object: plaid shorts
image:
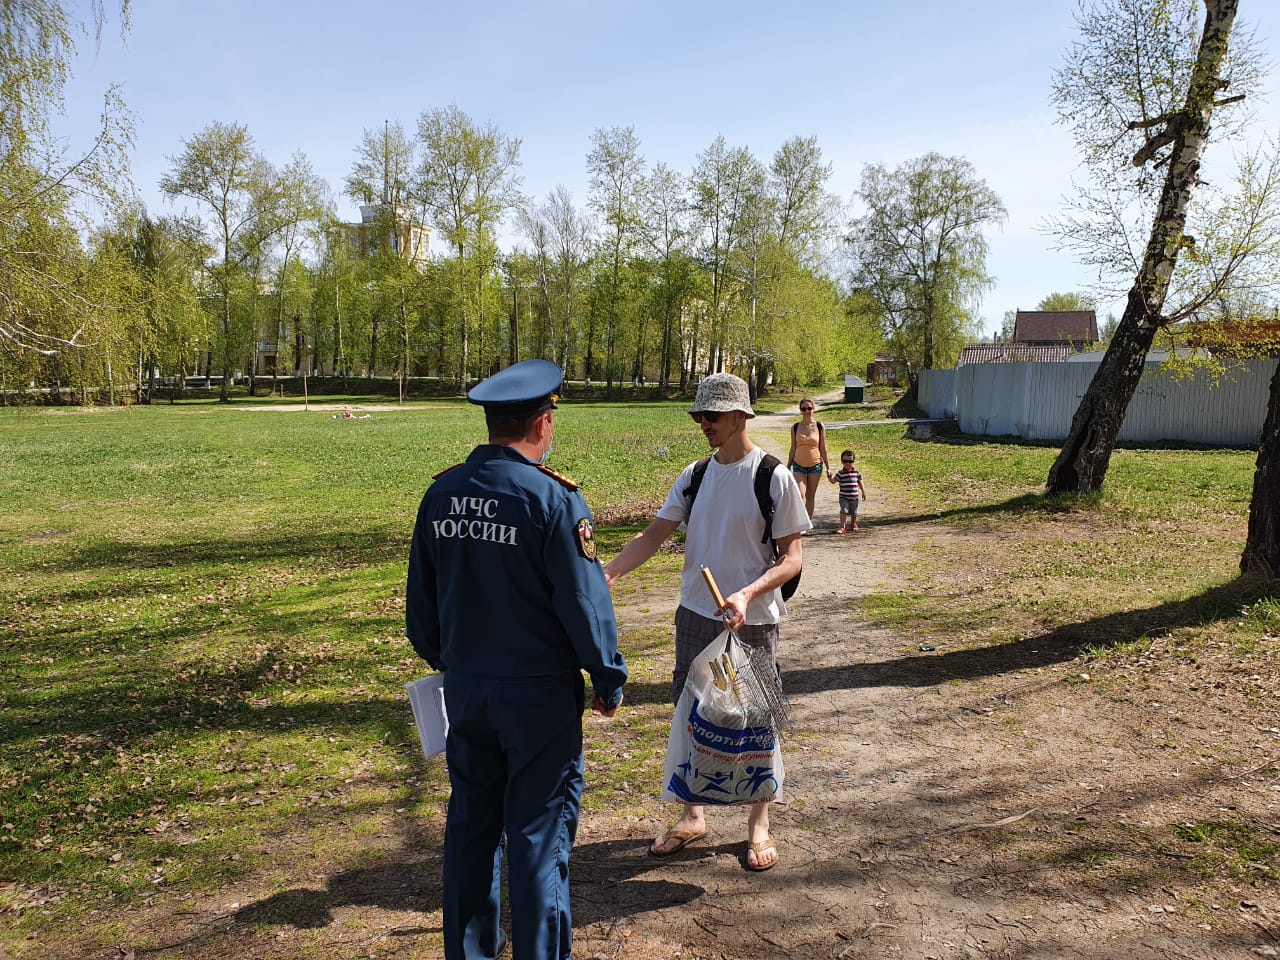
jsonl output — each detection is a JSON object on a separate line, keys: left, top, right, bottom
{"left": 672, "top": 605, "right": 779, "bottom": 706}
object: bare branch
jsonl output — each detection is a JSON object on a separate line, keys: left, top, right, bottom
{"left": 1132, "top": 125, "right": 1179, "bottom": 167}
{"left": 1127, "top": 111, "right": 1180, "bottom": 132}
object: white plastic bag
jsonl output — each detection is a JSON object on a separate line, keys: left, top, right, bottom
{"left": 406, "top": 674, "right": 449, "bottom": 760}
{"left": 661, "top": 630, "right": 784, "bottom": 805}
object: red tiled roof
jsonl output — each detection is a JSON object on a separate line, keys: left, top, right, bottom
{"left": 1186, "top": 321, "right": 1280, "bottom": 350}
{"left": 1012, "top": 310, "right": 1097, "bottom": 343}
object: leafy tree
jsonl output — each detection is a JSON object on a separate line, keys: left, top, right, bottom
{"left": 1000, "top": 309, "right": 1017, "bottom": 340}
{"left": 847, "top": 153, "right": 1006, "bottom": 378}
{"left": 746, "top": 136, "right": 845, "bottom": 395}
{"left": 769, "top": 135, "right": 842, "bottom": 271}
{"left": 1043, "top": 0, "right": 1279, "bottom": 493}
{"left": 416, "top": 105, "right": 522, "bottom": 390}
{"left": 513, "top": 209, "right": 556, "bottom": 363}
{"left": 343, "top": 121, "right": 431, "bottom": 378}
{"left": 1036, "top": 291, "right": 1097, "bottom": 312}
{"left": 690, "top": 137, "right": 765, "bottom": 376}
{"left": 345, "top": 122, "right": 415, "bottom": 210}
{"left": 98, "top": 211, "right": 208, "bottom": 400}
{"left": 1098, "top": 312, "right": 1120, "bottom": 342}
{"left": 541, "top": 186, "right": 594, "bottom": 378}
{"left": 266, "top": 152, "right": 327, "bottom": 388}
{"left": 310, "top": 214, "right": 363, "bottom": 376}
{"left": 587, "top": 126, "right": 646, "bottom": 389}
{"left": 160, "top": 122, "right": 277, "bottom": 400}
{"left": 639, "top": 162, "right": 697, "bottom": 390}
{"left": 837, "top": 288, "right": 891, "bottom": 380}
{"left": 766, "top": 268, "right": 854, "bottom": 388}
{"left": 725, "top": 167, "right": 778, "bottom": 399}
{"left": 0, "top": 1, "right": 132, "bottom": 376}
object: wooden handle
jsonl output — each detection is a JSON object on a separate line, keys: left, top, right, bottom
{"left": 701, "top": 565, "right": 727, "bottom": 611}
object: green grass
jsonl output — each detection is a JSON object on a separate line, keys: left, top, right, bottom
{"left": 816, "top": 423, "right": 1272, "bottom": 660}
{"left": 1174, "top": 819, "right": 1278, "bottom": 883}
{"left": 0, "top": 399, "right": 705, "bottom": 938}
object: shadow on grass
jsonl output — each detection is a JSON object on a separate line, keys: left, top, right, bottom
{"left": 784, "top": 575, "right": 1275, "bottom": 695}
{"left": 866, "top": 492, "right": 1048, "bottom": 529}
{"left": 47, "top": 526, "right": 407, "bottom": 575}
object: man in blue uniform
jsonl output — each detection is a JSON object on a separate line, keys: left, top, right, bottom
{"left": 406, "top": 358, "right": 627, "bottom": 960}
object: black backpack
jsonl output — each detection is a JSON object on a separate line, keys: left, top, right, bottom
{"left": 682, "top": 452, "right": 802, "bottom": 601}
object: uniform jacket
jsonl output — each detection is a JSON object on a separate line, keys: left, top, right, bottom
{"left": 406, "top": 444, "right": 626, "bottom": 707}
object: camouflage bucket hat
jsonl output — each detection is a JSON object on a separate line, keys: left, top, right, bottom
{"left": 689, "top": 373, "right": 754, "bottom": 417}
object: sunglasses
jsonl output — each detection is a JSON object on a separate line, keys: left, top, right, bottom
{"left": 689, "top": 411, "right": 725, "bottom": 424}
{"left": 800, "top": 406, "right": 814, "bottom": 412}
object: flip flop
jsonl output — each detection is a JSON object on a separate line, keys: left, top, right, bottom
{"left": 746, "top": 836, "right": 778, "bottom": 872}
{"left": 649, "top": 827, "right": 707, "bottom": 857}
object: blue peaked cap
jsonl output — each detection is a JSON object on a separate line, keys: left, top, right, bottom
{"left": 467, "top": 359, "right": 563, "bottom": 416}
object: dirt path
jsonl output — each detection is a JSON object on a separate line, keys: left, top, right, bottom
{"left": 574, "top": 394, "right": 1280, "bottom": 960}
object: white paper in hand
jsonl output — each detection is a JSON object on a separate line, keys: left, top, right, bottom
{"left": 406, "top": 674, "right": 449, "bottom": 759}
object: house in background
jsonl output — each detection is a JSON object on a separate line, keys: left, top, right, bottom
{"left": 1012, "top": 309, "right": 1098, "bottom": 349}
{"left": 866, "top": 353, "right": 901, "bottom": 384}
{"left": 952, "top": 309, "right": 1099, "bottom": 370}
{"left": 1186, "top": 320, "right": 1280, "bottom": 358}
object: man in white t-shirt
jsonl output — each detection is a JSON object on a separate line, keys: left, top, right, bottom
{"left": 604, "top": 373, "right": 810, "bottom": 872}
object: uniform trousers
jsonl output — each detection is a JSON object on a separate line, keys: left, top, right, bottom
{"left": 442, "top": 671, "right": 585, "bottom": 960}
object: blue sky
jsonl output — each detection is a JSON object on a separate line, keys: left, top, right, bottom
{"left": 61, "top": 0, "right": 1280, "bottom": 336}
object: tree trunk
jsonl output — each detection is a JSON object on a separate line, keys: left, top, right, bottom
{"left": 1046, "top": 0, "right": 1239, "bottom": 494}
{"left": 1241, "top": 359, "right": 1280, "bottom": 577}
{"left": 659, "top": 301, "right": 672, "bottom": 391}
{"left": 1047, "top": 288, "right": 1161, "bottom": 492}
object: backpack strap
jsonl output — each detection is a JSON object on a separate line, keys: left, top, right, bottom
{"left": 681, "top": 456, "right": 712, "bottom": 510}
{"left": 754, "top": 453, "right": 782, "bottom": 549}
{"left": 757, "top": 452, "right": 803, "bottom": 600}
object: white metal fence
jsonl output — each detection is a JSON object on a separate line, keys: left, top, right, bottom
{"left": 918, "top": 358, "right": 1277, "bottom": 446}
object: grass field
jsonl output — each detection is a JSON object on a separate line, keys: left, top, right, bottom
{"left": 1, "top": 396, "right": 1275, "bottom": 950}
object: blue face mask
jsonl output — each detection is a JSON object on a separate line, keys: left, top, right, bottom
{"left": 540, "top": 441, "right": 553, "bottom": 465}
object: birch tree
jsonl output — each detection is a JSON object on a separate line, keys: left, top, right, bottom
{"left": 587, "top": 126, "right": 647, "bottom": 389}
{"left": 1043, "top": 0, "right": 1277, "bottom": 493}
{"left": 160, "top": 122, "right": 276, "bottom": 401}
{"left": 639, "top": 162, "right": 697, "bottom": 390}
{"left": 689, "top": 137, "right": 765, "bottom": 376}
{"left": 268, "top": 153, "right": 327, "bottom": 386}
{"left": 416, "top": 105, "right": 521, "bottom": 390}
{"left": 542, "top": 186, "right": 594, "bottom": 377}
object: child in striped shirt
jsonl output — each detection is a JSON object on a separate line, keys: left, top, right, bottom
{"left": 827, "top": 450, "right": 868, "bottom": 533}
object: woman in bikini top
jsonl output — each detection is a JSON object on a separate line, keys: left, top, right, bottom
{"left": 786, "top": 398, "right": 828, "bottom": 523}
